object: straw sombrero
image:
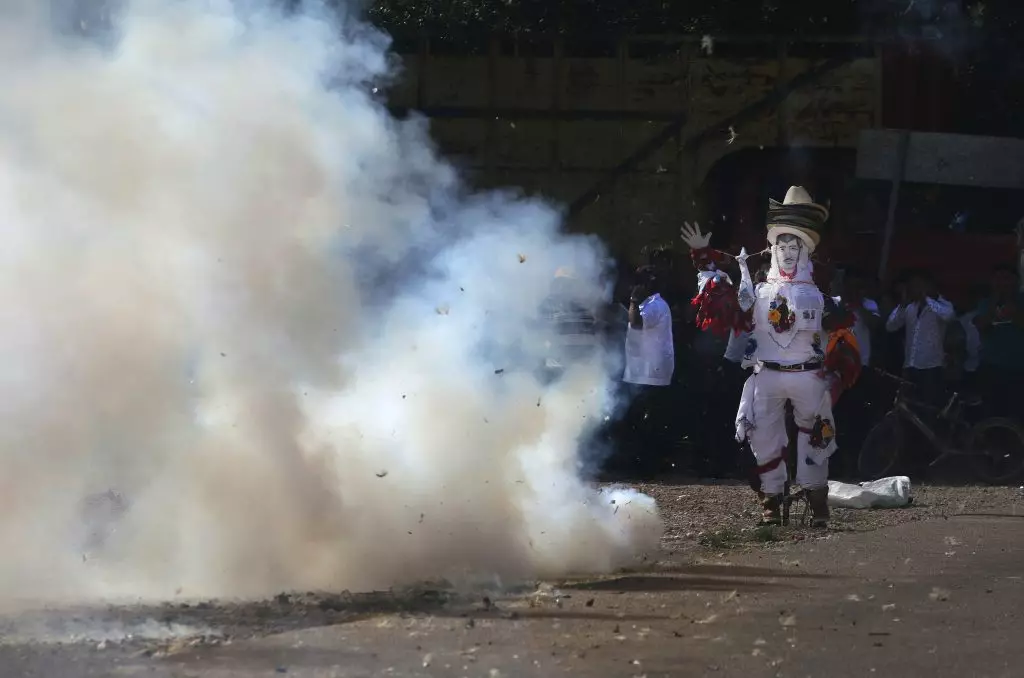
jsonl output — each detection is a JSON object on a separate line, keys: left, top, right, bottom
{"left": 766, "top": 186, "right": 829, "bottom": 252}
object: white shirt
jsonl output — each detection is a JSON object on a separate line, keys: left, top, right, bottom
{"left": 750, "top": 281, "right": 824, "bottom": 366}
{"left": 960, "top": 310, "right": 981, "bottom": 373}
{"left": 623, "top": 293, "right": 674, "bottom": 386}
{"left": 885, "top": 296, "right": 956, "bottom": 370}
{"left": 851, "top": 298, "right": 879, "bottom": 366}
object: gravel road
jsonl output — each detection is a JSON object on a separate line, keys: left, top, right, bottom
{"left": 638, "top": 477, "right": 1023, "bottom": 555}
{"left": 0, "top": 480, "right": 1021, "bottom": 677}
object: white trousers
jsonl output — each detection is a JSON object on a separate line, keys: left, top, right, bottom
{"left": 735, "top": 368, "right": 838, "bottom": 495}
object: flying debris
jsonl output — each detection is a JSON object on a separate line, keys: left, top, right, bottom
{"left": 0, "top": 0, "right": 664, "bottom": 605}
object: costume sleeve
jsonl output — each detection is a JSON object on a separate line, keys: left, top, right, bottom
{"left": 689, "top": 248, "right": 752, "bottom": 338}
{"left": 925, "top": 296, "right": 955, "bottom": 322}
{"left": 886, "top": 304, "right": 907, "bottom": 332}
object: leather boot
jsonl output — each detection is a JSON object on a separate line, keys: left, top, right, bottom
{"left": 759, "top": 494, "right": 782, "bottom": 526}
{"left": 807, "top": 488, "right": 830, "bottom": 528}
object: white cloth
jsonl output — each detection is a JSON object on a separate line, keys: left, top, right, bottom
{"left": 885, "top": 297, "right": 956, "bottom": 369}
{"left": 734, "top": 240, "right": 815, "bottom": 314}
{"left": 737, "top": 241, "right": 826, "bottom": 367}
{"left": 724, "top": 329, "right": 751, "bottom": 364}
{"left": 828, "top": 477, "right": 912, "bottom": 509}
{"left": 960, "top": 310, "right": 981, "bottom": 373}
{"left": 735, "top": 368, "right": 836, "bottom": 495}
{"left": 766, "top": 240, "right": 815, "bottom": 285}
{"left": 851, "top": 298, "right": 879, "bottom": 367}
{"left": 713, "top": 245, "right": 836, "bottom": 496}
{"left": 748, "top": 280, "right": 824, "bottom": 366}
{"left": 623, "top": 293, "right": 674, "bottom": 386}
{"left": 697, "top": 269, "right": 732, "bottom": 294}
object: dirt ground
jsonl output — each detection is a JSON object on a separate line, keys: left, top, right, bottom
{"left": 642, "top": 477, "right": 1024, "bottom": 554}
{"left": 1, "top": 480, "right": 1022, "bottom": 678}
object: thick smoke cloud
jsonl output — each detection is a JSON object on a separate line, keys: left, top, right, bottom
{"left": 0, "top": 0, "right": 660, "bottom": 605}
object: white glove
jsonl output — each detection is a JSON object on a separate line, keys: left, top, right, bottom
{"left": 680, "top": 221, "right": 712, "bottom": 250}
{"left": 734, "top": 247, "right": 749, "bottom": 265}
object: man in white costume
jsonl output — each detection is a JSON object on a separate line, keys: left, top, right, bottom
{"left": 683, "top": 187, "right": 861, "bottom": 527}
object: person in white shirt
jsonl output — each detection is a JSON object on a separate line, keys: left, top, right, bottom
{"left": 621, "top": 266, "right": 674, "bottom": 475}
{"left": 624, "top": 268, "right": 674, "bottom": 386}
{"left": 885, "top": 269, "right": 955, "bottom": 398}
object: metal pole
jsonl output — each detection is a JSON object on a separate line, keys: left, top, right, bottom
{"left": 1016, "top": 217, "right": 1024, "bottom": 293}
{"left": 878, "top": 130, "right": 911, "bottom": 282}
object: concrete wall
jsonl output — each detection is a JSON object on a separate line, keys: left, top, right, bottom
{"left": 385, "top": 37, "right": 880, "bottom": 258}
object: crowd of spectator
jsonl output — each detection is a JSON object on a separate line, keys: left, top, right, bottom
{"left": 543, "top": 248, "right": 1024, "bottom": 481}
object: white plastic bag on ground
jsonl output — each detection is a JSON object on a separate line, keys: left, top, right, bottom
{"left": 827, "top": 476, "right": 912, "bottom": 509}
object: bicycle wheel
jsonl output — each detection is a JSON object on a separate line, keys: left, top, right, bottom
{"left": 857, "top": 412, "right": 904, "bottom": 480}
{"left": 967, "top": 417, "right": 1024, "bottom": 485}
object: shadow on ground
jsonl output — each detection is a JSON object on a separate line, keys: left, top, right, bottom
{"left": 559, "top": 563, "right": 835, "bottom": 594}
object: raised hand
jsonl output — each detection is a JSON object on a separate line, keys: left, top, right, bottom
{"left": 680, "top": 221, "right": 712, "bottom": 250}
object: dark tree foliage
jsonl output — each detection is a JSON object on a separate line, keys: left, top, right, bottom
{"left": 956, "top": 0, "right": 1024, "bottom": 136}
{"left": 362, "top": 0, "right": 1023, "bottom": 135}
{"left": 366, "top": 0, "right": 861, "bottom": 38}
{"left": 364, "top": 0, "right": 1006, "bottom": 40}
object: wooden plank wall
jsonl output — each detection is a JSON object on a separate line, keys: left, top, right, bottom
{"left": 384, "top": 36, "right": 879, "bottom": 260}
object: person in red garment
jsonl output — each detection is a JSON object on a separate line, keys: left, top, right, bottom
{"left": 680, "top": 187, "right": 861, "bottom": 527}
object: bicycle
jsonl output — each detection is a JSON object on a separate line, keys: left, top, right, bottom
{"left": 856, "top": 371, "right": 1024, "bottom": 484}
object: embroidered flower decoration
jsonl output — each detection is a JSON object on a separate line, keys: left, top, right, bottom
{"left": 743, "top": 337, "right": 758, "bottom": 361}
{"left": 812, "top": 332, "right": 824, "bottom": 358}
{"left": 768, "top": 294, "right": 796, "bottom": 333}
{"left": 809, "top": 416, "right": 835, "bottom": 449}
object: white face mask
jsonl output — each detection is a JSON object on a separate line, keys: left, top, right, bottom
{"left": 774, "top": 235, "right": 803, "bottom": 275}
